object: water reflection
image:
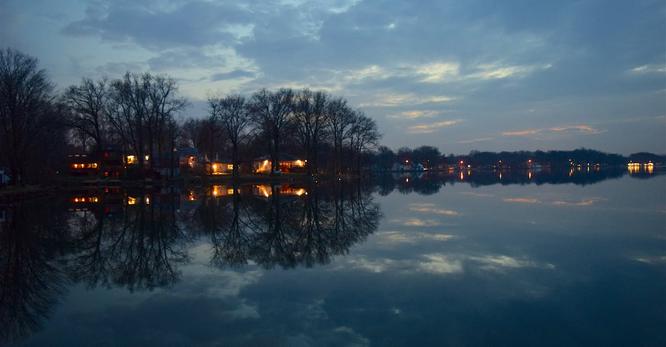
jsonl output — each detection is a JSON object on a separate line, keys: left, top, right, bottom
{"left": 0, "top": 170, "right": 663, "bottom": 345}
{"left": 0, "top": 182, "right": 380, "bottom": 344}
{"left": 194, "top": 183, "right": 380, "bottom": 269}
{"left": 377, "top": 167, "right": 662, "bottom": 195}
{"left": 67, "top": 189, "right": 189, "bottom": 292}
{"left": 0, "top": 200, "right": 69, "bottom": 343}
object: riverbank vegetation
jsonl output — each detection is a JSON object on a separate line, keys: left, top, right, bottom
{"left": 1, "top": 48, "right": 663, "bottom": 188}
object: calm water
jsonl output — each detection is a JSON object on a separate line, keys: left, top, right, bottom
{"left": 1, "top": 171, "right": 665, "bottom": 346}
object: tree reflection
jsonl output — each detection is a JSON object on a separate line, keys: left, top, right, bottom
{"left": 194, "top": 181, "right": 381, "bottom": 269}
{"left": 0, "top": 199, "right": 69, "bottom": 344}
{"left": 68, "top": 190, "right": 189, "bottom": 292}
{"left": 377, "top": 167, "right": 660, "bottom": 195}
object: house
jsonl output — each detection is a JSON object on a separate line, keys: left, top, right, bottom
{"left": 206, "top": 160, "right": 236, "bottom": 175}
{"left": 67, "top": 153, "right": 99, "bottom": 176}
{"left": 178, "top": 147, "right": 200, "bottom": 169}
{"left": 253, "top": 154, "right": 306, "bottom": 174}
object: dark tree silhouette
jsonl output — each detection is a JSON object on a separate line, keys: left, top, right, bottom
{"left": 210, "top": 95, "right": 252, "bottom": 177}
{"left": 0, "top": 48, "right": 57, "bottom": 185}
{"left": 293, "top": 89, "right": 329, "bottom": 175}
{"left": 0, "top": 199, "right": 69, "bottom": 344}
{"left": 61, "top": 78, "right": 110, "bottom": 151}
{"left": 249, "top": 88, "right": 295, "bottom": 175}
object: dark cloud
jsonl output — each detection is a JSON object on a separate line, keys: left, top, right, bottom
{"left": 62, "top": 0, "right": 251, "bottom": 50}
{"left": 12, "top": 0, "right": 666, "bottom": 152}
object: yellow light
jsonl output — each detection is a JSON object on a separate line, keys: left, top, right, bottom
{"left": 144, "top": 196, "right": 150, "bottom": 205}
{"left": 256, "top": 184, "right": 271, "bottom": 197}
{"left": 227, "top": 164, "right": 234, "bottom": 170}
{"left": 126, "top": 155, "right": 136, "bottom": 164}
{"left": 212, "top": 185, "right": 221, "bottom": 197}
{"left": 127, "top": 197, "right": 137, "bottom": 205}
{"left": 145, "top": 155, "right": 150, "bottom": 161}
{"left": 227, "top": 188, "right": 235, "bottom": 195}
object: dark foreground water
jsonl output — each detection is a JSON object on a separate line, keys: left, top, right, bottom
{"left": 1, "top": 170, "right": 665, "bottom": 346}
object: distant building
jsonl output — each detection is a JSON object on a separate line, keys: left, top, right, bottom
{"left": 67, "top": 152, "right": 99, "bottom": 176}
{"left": 178, "top": 147, "right": 200, "bottom": 169}
{"left": 206, "top": 160, "right": 236, "bottom": 175}
{"left": 253, "top": 154, "right": 306, "bottom": 174}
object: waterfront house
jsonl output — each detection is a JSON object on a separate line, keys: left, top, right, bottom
{"left": 252, "top": 154, "right": 306, "bottom": 174}
{"left": 206, "top": 160, "right": 236, "bottom": 175}
{"left": 67, "top": 152, "right": 99, "bottom": 176}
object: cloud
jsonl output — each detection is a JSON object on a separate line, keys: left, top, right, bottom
{"left": 467, "top": 63, "right": 552, "bottom": 80}
{"left": 390, "top": 218, "right": 443, "bottom": 227}
{"left": 389, "top": 110, "right": 441, "bottom": 119}
{"left": 503, "top": 197, "right": 605, "bottom": 206}
{"left": 339, "top": 252, "right": 553, "bottom": 276}
{"left": 418, "top": 254, "right": 464, "bottom": 274}
{"left": 502, "top": 124, "right": 605, "bottom": 137}
{"left": 629, "top": 64, "right": 666, "bottom": 75}
{"left": 19, "top": 0, "right": 664, "bottom": 152}
{"left": 374, "top": 231, "right": 456, "bottom": 245}
{"left": 62, "top": 1, "right": 252, "bottom": 50}
{"left": 458, "top": 136, "right": 495, "bottom": 144}
{"left": 211, "top": 69, "right": 256, "bottom": 81}
{"left": 408, "top": 203, "right": 460, "bottom": 216}
{"left": 416, "top": 62, "right": 460, "bottom": 83}
{"left": 359, "top": 93, "right": 457, "bottom": 107}
{"left": 468, "top": 255, "right": 555, "bottom": 272}
{"left": 552, "top": 198, "right": 605, "bottom": 207}
{"left": 407, "top": 119, "right": 463, "bottom": 134}
{"left": 503, "top": 197, "right": 540, "bottom": 204}
{"left": 633, "top": 255, "right": 666, "bottom": 265}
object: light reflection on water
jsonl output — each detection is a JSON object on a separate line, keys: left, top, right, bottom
{"left": 1, "top": 171, "right": 665, "bottom": 346}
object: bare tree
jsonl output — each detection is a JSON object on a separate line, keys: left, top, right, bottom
{"left": 293, "top": 89, "right": 329, "bottom": 175}
{"left": 107, "top": 73, "right": 186, "bottom": 173}
{"left": 326, "top": 98, "right": 355, "bottom": 175}
{"left": 349, "top": 111, "right": 380, "bottom": 173}
{"left": 249, "top": 88, "right": 294, "bottom": 175}
{"left": 145, "top": 75, "right": 187, "bottom": 168}
{"left": 210, "top": 95, "right": 252, "bottom": 177}
{"left": 181, "top": 118, "right": 221, "bottom": 159}
{"left": 61, "top": 78, "right": 109, "bottom": 152}
{"left": 0, "top": 48, "right": 56, "bottom": 186}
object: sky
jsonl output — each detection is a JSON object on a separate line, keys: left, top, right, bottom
{"left": 2, "top": 0, "right": 665, "bottom": 154}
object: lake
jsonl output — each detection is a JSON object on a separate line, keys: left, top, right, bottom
{"left": 1, "top": 170, "right": 665, "bottom": 346}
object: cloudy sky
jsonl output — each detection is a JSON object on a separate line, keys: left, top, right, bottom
{"left": 2, "top": 0, "right": 665, "bottom": 154}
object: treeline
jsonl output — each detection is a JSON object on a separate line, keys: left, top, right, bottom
{"left": 369, "top": 146, "right": 664, "bottom": 171}
{"left": 0, "top": 48, "right": 379, "bottom": 185}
